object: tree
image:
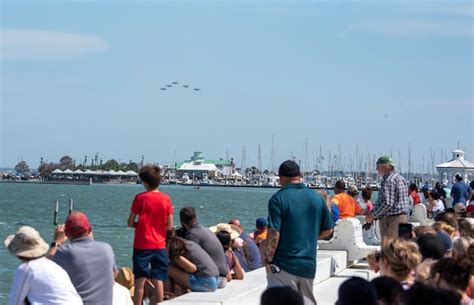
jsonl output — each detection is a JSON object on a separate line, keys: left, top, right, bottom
{"left": 15, "top": 161, "right": 30, "bottom": 176}
{"left": 103, "top": 159, "right": 120, "bottom": 171}
{"left": 126, "top": 162, "right": 139, "bottom": 173}
{"left": 38, "top": 162, "right": 59, "bottom": 178}
{"left": 59, "top": 155, "right": 74, "bottom": 170}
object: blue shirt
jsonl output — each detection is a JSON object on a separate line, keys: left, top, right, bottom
{"left": 267, "top": 183, "right": 333, "bottom": 278}
{"left": 234, "top": 233, "right": 262, "bottom": 272}
{"left": 451, "top": 181, "right": 470, "bottom": 204}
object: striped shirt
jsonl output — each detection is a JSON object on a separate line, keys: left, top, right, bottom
{"left": 373, "top": 171, "right": 410, "bottom": 217}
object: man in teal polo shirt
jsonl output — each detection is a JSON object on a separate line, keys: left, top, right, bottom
{"left": 260, "top": 160, "right": 334, "bottom": 305}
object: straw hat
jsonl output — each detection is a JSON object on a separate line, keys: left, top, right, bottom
{"left": 209, "top": 223, "right": 240, "bottom": 240}
{"left": 4, "top": 226, "right": 49, "bottom": 259}
{"left": 115, "top": 267, "right": 135, "bottom": 297}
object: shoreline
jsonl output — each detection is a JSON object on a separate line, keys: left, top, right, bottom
{"left": 0, "top": 180, "right": 381, "bottom": 190}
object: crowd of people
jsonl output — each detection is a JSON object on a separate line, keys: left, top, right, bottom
{"left": 4, "top": 157, "right": 474, "bottom": 305}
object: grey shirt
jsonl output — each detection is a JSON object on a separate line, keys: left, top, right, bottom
{"left": 185, "top": 223, "right": 229, "bottom": 277}
{"left": 53, "top": 237, "right": 116, "bottom": 305}
{"left": 183, "top": 239, "right": 219, "bottom": 277}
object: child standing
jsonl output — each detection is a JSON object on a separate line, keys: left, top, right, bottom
{"left": 127, "top": 165, "right": 174, "bottom": 305}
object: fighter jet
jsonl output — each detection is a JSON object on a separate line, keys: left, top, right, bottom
{"left": 160, "top": 88, "right": 167, "bottom": 90}
{"left": 193, "top": 88, "right": 200, "bottom": 91}
{"left": 183, "top": 85, "right": 189, "bottom": 88}
{"left": 172, "top": 81, "right": 178, "bottom": 85}
{"left": 166, "top": 84, "right": 172, "bottom": 87}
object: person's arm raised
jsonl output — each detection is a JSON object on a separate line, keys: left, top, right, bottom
{"left": 46, "top": 224, "right": 68, "bottom": 259}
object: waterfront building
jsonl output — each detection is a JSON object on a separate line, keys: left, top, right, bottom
{"left": 176, "top": 151, "right": 235, "bottom": 179}
{"left": 50, "top": 168, "right": 138, "bottom": 183}
{"left": 436, "top": 150, "right": 474, "bottom": 184}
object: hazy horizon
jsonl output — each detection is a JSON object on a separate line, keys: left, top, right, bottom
{"left": 1, "top": 1, "right": 473, "bottom": 171}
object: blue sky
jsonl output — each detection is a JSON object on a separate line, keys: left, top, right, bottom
{"left": 1, "top": 1, "right": 473, "bottom": 172}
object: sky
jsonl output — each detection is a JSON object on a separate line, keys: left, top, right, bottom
{"left": 1, "top": 0, "right": 473, "bottom": 173}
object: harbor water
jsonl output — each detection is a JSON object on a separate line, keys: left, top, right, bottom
{"left": 0, "top": 183, "right": 276, "bottom": 301}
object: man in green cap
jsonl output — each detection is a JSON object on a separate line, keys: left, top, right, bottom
{"left": 366, "top": 155, "right": 410, "bottom": 240}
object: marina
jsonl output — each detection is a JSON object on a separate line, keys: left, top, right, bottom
{"left": 1, "top": 1, "right": 472, "bottom": 304}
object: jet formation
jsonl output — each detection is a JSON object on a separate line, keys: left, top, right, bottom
{"left": 161, "top": 81, "right": 199, "bottom": 92}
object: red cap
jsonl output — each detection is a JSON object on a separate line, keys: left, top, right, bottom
{"left": 65, "top": 212, "right": 91, "bottom": 237}
{"left": 466, "top": 204, "right": 474, "bottom": 214}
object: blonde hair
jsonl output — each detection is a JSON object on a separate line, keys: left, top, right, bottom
{"left": 381, "top": 238, "right": 422, "bottom": 280}
{"left": 415, "top": 258, "right": 436, "bottom": 283}
{"left": 432, "top": 221, "right": 456, "bottom": 236}
{"left": 452, "top": 237, "right": 473, "bottom": 260}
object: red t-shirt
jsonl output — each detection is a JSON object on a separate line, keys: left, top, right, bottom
{"left": 131, "top": 191, "right": 173, "bottom": 249}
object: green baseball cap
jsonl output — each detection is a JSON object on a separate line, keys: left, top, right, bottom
{"left": 377, "top": 155, "right": 396, "bottom": 167}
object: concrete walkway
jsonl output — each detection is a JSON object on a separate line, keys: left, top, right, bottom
{"left": 165, "top": 250, "right": 377, "bottom": 305}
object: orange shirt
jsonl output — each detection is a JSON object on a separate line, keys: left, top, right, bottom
{"left": 254, "top": 230, "right": 267, "bottom": 243}
{"left": 331, "top": 193, "right": 363, "bottom": 219}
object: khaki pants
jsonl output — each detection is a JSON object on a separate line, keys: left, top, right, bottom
{"left": 379, "top": 214, "right": 408, "bottom": 241}
{"left": 267, "top": 268, "right": 316, "bottom": 305}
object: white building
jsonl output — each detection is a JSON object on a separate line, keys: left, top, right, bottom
{"left": 436, "top": 150, "right": 474, "bottom": 184}
{"left": 176, "top": 152, "right": 234, "bottom": 179}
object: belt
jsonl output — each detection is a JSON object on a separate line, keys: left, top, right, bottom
{"left": 384, "top": 212, "right": 407, "bottom": 217}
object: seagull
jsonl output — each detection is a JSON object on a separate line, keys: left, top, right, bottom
{"left": 183, "top": 85, "right": 189, "bottom": 88}
{"left": 172, "top": 81, "right": 178, "bottom": 85}
{"left": 166, "top": 84, "right": 172, "bottom": 87}
{"left": 160, "top": 88, "right": 167, "bottom": 90}
{"left": 194, "top": 88, "right": 200, "bottom": 91}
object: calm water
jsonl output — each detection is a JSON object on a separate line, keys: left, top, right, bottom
{"left": 0, "top": 183, "right": 278, "bottom": 301}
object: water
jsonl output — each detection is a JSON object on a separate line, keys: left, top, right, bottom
{"left": 0, "top": 183, "right": 277, "bottom": 301}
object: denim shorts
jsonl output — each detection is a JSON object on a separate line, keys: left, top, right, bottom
{"left": 133, "top": 248, "right": 168, "bottom": 281}
{"left": 188, "top": 275, "right": 218, "bottom": 292}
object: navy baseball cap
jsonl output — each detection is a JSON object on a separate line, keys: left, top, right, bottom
{"left": 256, "top": 217, "right": 267, "bottom": 228}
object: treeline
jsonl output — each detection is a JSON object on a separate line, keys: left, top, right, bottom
{"left": 14, "top": 156, "right": 140, "bottom": 177}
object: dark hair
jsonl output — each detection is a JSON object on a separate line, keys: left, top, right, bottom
{"left": 166, "top": 228, "right": 176, "bottom": 241}
{"left": 409, "top": 183, "right": 418, "bottom": 192}
{"left": 457, "top": 218, "right": 474, "bottom": 238}
{"left": 434, "top": 212, "right": 459, "bottom": 230}
{"left": 429, "top": 190, "right": 440, "bottom": 200}
{"left": 362, "top": 187, "right": 372, "bottom": 201}
{"left": 278, "top": 160, "right": 301, "bottom": 177}
{"left": 430, "top": 258, "right": 471, "bottom": 291}
{"left": 216, "top": 230, "right": 231, "bottom": 251}
{"left": 371, "top": 276, "right": 403, "bottom": 305}
{"left": 337, "top": 277, "right": 377, "bottom": 305}
{"left": 175, "top": 226, "right": 187, "bottom": 238}
{"left": 335, "top": 180, "right": 346, "bottom": 191}
{"left": 138, "top": 165, "right": 161, "bottom": 188}
{"left": 179, "top": 206, "right": 197, "bottom": 225}
{"left": 416, "top": 233, "right": 445, "bottom": 260}
{"left": 403, "top": 282, "right": 460, "bottom": 305}
{"left": 470, "top": 180, "right": 474, "bottom": 189}
{"left": 261, "top": 287, "right": 303, "bottom": 305}
{"left": 167, "top": 237, "right": 188, "bottom": 260}
{"left": 455, "top": 174, "right": 462, "bottom": 181}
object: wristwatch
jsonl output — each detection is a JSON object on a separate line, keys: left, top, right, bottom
{"left": 50, "top": 241, "right": 60, "bottom": 248}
